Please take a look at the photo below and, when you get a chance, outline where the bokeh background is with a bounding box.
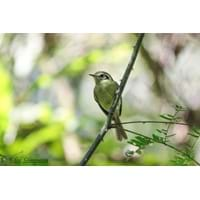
[0,33,200,165]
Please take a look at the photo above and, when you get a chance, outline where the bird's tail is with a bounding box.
[113,115,127,141]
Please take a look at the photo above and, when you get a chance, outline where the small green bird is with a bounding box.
[89,71,127,141]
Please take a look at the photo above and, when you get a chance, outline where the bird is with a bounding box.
[89,71,127,141]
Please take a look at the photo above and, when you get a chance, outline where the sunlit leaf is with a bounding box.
[87,49,103,63]
[0,62,13,134]
[38,103,52,123]
[8,122,64,155]
[37,74,52,88]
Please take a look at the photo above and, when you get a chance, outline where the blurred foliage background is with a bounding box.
[0,33,200,166]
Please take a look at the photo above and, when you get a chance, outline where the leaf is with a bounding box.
[0,63,13,134]
[166,134,176,138]
[129,135,152,149]
[37,75,52,88]
[156,128,167,135]
[160,114,173,120]
[136,149,143,155]
[135,136,152,145]
[156,129,162,133]
[8,122,64,155]
[171,153,192,166]
[166,114,174,118]
[175,105,186,112]
[129,139,144,148]
[192,128,200,135]
[188,133,199,138]
[152,134,164,143]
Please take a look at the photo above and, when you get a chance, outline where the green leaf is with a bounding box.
[129,135,152,149]
[175,105,186,112]
[136,149,143,155]
[156,128,168,135]
[8,122,64,155]
[166,114,174,118]
[171,153,192,166]
[188,133,199,138]
[156,129,162,133]
[0,62,13,134]
[152,134,164,143]
[166,134,176,138]
[160,114,173,120]
[37,75,52,88]
[192,128,200,135]
[129,139,144,148]
[135,136,152,145]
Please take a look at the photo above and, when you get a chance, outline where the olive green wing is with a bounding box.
[93,81,122,116]
[94,91,109,115]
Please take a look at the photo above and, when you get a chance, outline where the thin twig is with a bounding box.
[79,34,145,166]
[123,128,200,166]
[111,120,190,126]
[164,110,179,142]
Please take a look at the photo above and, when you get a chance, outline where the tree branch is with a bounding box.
[111,120,190,126]
[80,34,145,166]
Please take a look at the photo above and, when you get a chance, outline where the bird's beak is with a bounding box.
[89,73,96,77]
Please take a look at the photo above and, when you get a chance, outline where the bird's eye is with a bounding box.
[100,74,109,79]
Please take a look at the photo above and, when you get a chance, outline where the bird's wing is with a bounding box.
[93,81,122,116]
[94,91,108,115]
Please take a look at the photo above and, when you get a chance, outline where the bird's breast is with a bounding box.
[94,80,118,112]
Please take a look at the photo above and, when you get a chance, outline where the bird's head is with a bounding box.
[89,71,113,84]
